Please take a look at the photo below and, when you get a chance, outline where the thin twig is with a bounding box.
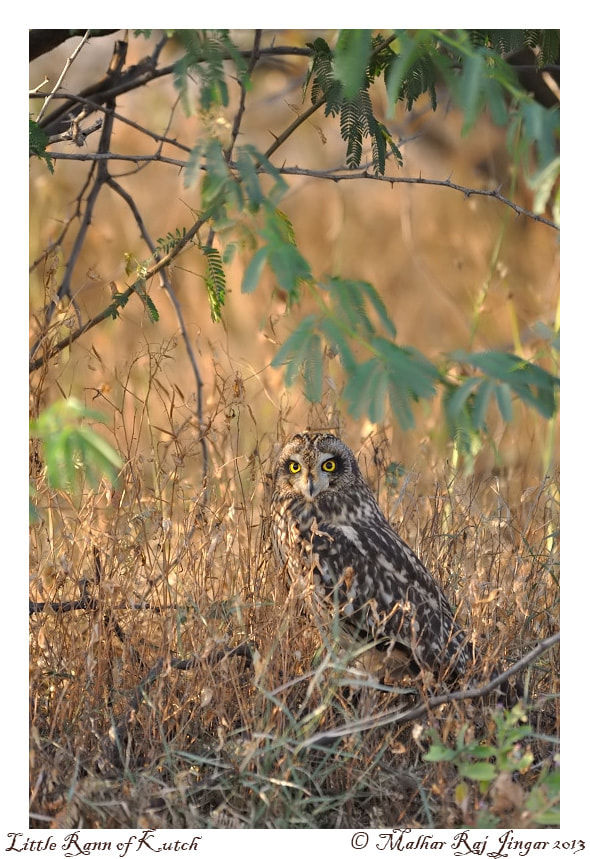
[297,632,560,747]
[275,167,560,230]
[47,117,103,146]
[35,30,91,124]
[47,93,193,154]
[34,38,128,345]
[106,176,210,484]
[29,205,210,373]
[41,149,559,231]
[225,29,262,162]
[36,37,168,137]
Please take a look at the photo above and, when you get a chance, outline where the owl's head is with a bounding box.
[273,432,362,501]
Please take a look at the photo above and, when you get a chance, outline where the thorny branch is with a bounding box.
[35,147,562,231]
[36,30,92,125]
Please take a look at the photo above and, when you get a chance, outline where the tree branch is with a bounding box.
[298,632,560,747]
[105,175,210,484]
[29,29,120,61]
[29,203,210,373]
[35,30,92,124]
[41,149,560,231]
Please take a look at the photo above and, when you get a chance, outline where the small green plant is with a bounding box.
[29,398,123,519]
[423,702,559,826]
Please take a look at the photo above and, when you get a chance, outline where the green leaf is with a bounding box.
[521,101,560,170]
[261,209,312,300]
[321,278,397,340]
[333,30,373,100]
[322,278,375,338]
[342,339,439,430]
[457,761,497,781]
[29,118,54,174]
[529,155,560,219]
[472,377,495,429]
[201,139,242,213]
[468,744,497,759]
[235,148,264,210]
[532,809,560,826]
[361,281,397,339]
[423,745,458,762]
[267,242,312,298]
[271,315,318,387]
[495,382,513,422]
[30,399,123,492]
[450,350,559,420]
[385,31,438,115]
[444,377,481,421]
[184,142,204,189]
[203,246,226,321]
[342,359,381,419]
[306,34,401,174]
[302,333,324,402]
[459,52,486,133]
[375,338,439,401]
[75,426,124,486]
[242,145,288,203]
[44,429,67,488]
[173,30,245,114]
[318,316,357,374]
[144,292,160,322]
[242,247,269,294]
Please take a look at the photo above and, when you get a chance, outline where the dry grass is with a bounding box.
[29,356,559,830]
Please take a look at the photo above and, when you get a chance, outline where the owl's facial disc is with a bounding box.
[287,452,338,501]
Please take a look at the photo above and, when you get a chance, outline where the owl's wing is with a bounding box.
[307,521,470,681]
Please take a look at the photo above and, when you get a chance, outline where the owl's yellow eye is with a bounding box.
[288,460,302,474]
[322,459,337,473]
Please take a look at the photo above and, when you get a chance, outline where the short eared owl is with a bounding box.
[271,432,470,684]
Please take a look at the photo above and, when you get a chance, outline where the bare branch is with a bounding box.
[42,148,560,231]
[298,632,561,747]
[225,29,262,162]
[30,29,121,61]
[105,175,210,484]
[29,205,210,373]
[274,167,560,230]
[35,30,92,124]
[47,117,103,146]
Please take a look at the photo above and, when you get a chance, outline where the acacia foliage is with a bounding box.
[29,29,560,463]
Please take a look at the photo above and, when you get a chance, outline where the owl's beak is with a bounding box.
[301,476,319,501]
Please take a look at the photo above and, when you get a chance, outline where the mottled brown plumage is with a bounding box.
[271,431,471,685]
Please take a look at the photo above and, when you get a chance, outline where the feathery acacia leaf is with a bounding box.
[173,30,246,113]
[29,119,53,173]
[333,30,373,100]
[203,246,226,322]
[271,315,319,388]
[307,32,403,174]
